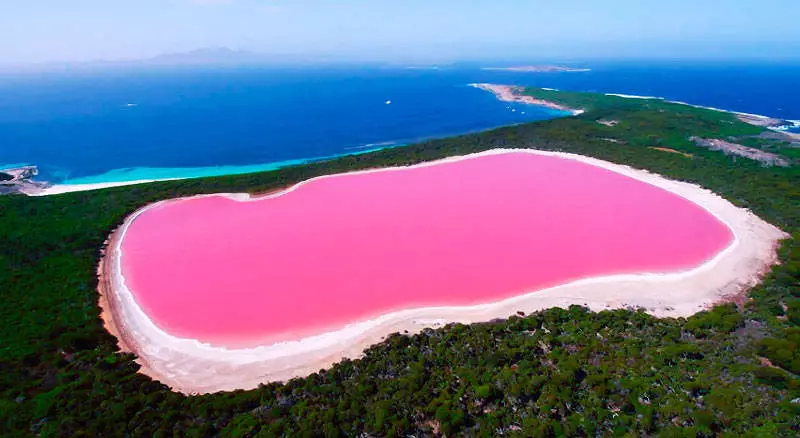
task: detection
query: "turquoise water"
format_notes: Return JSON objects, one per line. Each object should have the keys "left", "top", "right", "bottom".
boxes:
{"left": 61, "top": 145, "right": 394, "bottom": 184}
{"left": 0, "top": 163, "right": 32, "bottom": 171}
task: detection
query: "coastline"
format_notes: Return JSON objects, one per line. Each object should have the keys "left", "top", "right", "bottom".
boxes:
{"left": 27, "top": 146, "right": 396, "bottom": 196}
{"left": 470, "top": 83, "right": 584, "bottom": 115}
{"left": 20, "top": 87, "right": 796, "bottom": 197}
{"left": 100, "top": 148, "right": 788, "bottom": 394}
{"left": 480, "top": 85, "right": 799, "bottom": 136}
{"left": 605, "top": 92, "right": 800, "bottom": 135}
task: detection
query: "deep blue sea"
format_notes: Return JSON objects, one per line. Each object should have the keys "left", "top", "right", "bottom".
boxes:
{"left": 1, "top": 61, "right": 798, "bottom": 184}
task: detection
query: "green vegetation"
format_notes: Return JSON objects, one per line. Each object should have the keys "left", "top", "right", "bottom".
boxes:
{"left": 523, "top": 87, "right": 798, "bottom": 162}
{"left": 1, "top": 88, "right": 798, "bottom": 436}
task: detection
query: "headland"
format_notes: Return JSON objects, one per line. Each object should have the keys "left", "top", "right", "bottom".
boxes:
{"left": 469, "top": 83, "right": 584, "bottom": 115}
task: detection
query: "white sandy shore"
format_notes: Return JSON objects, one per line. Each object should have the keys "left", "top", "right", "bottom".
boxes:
{"left": 31, "top": 179, "right": 181, "bottom": 196}
{"left": 100, "top": 148, "right": 787, "bottom": 394}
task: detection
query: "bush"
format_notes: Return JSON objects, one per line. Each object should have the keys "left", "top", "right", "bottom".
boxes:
{"left": 758, "top": 328, "right": 800, "bottom": 374}
{"left": 685, "top": 304, "right": 745, "bottom": 338}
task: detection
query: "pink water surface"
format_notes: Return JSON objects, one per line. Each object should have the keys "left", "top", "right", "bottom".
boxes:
{"left": 121, "top": 152, "right": 733, "bottom": 347}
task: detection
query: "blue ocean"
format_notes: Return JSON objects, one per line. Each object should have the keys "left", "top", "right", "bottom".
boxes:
{"left": 1, "top": 61, "right": 799, "bottom": 184}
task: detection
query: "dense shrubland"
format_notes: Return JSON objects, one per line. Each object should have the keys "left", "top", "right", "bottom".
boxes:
{"left": 1, "top": 89, "right": 798, "bottom": 436}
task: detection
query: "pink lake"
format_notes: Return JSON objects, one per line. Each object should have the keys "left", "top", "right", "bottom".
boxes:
{"left": 120, "top": 152, "right": 733, "bottom": 347}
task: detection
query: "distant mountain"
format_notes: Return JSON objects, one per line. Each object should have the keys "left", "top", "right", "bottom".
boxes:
{"left": 0, "top": 48, "right": 317, "bottom": 73}
{"left": 144, "top": 47, "right": 267, "bottom": 65}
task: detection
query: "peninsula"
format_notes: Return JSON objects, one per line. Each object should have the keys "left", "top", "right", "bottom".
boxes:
{"left": 469, "top": 83, "right": 583, "bottom": 114}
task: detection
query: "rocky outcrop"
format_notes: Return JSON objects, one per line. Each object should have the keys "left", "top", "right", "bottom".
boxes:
{"left": 0, "top": 166, "right": 51, "bottom": 195}
{"left": 690, "top": 137, "right": 790, "bottom": 167}
{"left": 736, "top": 113, "right": 796, "bottom": 130}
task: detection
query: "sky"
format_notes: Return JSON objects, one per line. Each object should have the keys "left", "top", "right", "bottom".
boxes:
{"left": 2, "top": 0, "right": 800, "bottom": 65}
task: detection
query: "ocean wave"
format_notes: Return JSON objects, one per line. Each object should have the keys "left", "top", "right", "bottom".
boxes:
{"left": 769, "top": 120, "right": 800, "bottom": 131}
{"left": 345, "top": 141, "right": 397, "bottom": 150}
{"left": 605, "top": 93, "right": 663, "bottom": 100}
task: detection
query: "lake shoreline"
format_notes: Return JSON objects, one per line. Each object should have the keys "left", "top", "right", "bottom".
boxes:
{"left": 99, "top": 148, "right": 788, "bottom": 394}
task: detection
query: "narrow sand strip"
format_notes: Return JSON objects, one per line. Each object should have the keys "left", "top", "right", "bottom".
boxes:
{"left": 649, "top": 147, "right": 693, "bottom": 158}
{"left": 100, "top": 148, "right": 788, "bottom": 394}
{"left": 32, "top": 179, "right": 181, "bottom": 196}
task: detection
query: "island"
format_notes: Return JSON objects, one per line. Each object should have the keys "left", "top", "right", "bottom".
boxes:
{"left": 3, "top": 87, "right": 798, "bottom": 437}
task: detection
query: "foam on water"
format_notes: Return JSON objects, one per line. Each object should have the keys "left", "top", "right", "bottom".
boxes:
{"left": 606, "top": 93, "right": 662, "bottom": 100}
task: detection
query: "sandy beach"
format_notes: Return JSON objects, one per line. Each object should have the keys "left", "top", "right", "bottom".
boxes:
{"left": 31, "top": 179, "right": 180, "bottom": 196}
{"left": 99, "top": 148, "right": 788, "bottom": 394}
{"left": 469, "top": 83, "right": 583, "bottom": 115}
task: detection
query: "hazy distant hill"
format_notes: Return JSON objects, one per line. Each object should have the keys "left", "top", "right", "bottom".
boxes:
{"left": 143, "top": 47, "right": 267, "bottom": 65}
{"left": 0, "top": 48, "right": 336, "bottom": 73}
